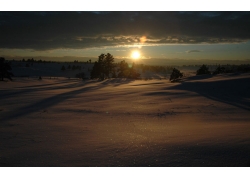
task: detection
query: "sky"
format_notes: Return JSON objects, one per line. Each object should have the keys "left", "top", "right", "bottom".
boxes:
{"left": 1, "top": 10, "right": 250, "bottom": 64}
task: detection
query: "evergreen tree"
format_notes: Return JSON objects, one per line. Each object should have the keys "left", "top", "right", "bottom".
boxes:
{"left": 117, "top": 60, "right": 140, "bottom": 79}
{"left": 61, "top": 65, "right": 66, "bottom": 71}
{"left": 91, "top": 61, "right": 102, "bottom": 79}
{"left": 196, "top": 64, "right": 210, "bottom": 75}
{"left": 117, "top": 60, "right": 129, "bottom": 78}
{"left": 103, "top": 53, "right": 115, "bottom": 78}
{"left": 0, "top": 57, "right": 13, "bottom": 81}
{"left": 213, "top": 65, "right": 225, "bottom": 75}
{"left": 75, "top": 72, "right": 85, "bottom": 79}
{"left": 128, "top": 62, "right": 140, "bottom": 79}
{"left": 170, "top": 68, "right": 183, "bottom": 82}
{"left": 90, "top": 53, "right": 115, "bottom": 80}
{"left": 111, "top": 69, "right": 117, "bottom": 78}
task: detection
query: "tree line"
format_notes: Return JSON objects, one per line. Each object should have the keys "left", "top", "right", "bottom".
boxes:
{"left": 90, "top": 53, "right": 140, "bottom": 80}
{"left": 61, "top": 64, "right": 82, "bottom": 71}
{"left": 169, "top": 64, "right": 250, "bottom": 82}
{"left": 3, "top": 54, "right": 249, "bottom": 82}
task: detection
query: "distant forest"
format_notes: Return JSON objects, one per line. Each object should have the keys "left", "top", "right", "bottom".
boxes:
{"left": 8, "top": 58, "right": 92, "bottom": 64}
{"left": 2, "top": 55, "right": 250, "bottom": 81}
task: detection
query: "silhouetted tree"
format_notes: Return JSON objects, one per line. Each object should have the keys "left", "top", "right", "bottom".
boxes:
{"left": 103, "top": 53, "right": 115, "bottom": 78}
{"left": 117, "top": 60, "right": 140, "bottom": 79}
{"left": 111, "top": 70, "right": 117, "bottom": 78}
{"left": 128, "top": 62, "right": 140, "bottom": 79}
{"left": 213, "top": 65, "right": 225, "bottom": 75}
{"left": 196, "top": 64, "right": 210, "bottom": 75}
{"left": 170, "top": 68, "right": 183, "bottom": 82}
{"left": 91, "top": 61, "right": 102, "bottom": 79}
{"left": 90, "top": 53, "right": 115, "bottom": 80}
{"left": 75, "top": 72, "right": 85, "bottom": 79}
{"left": 117, "top": 60, "right": 129, "bottom": 78}
{"left": 61, "top": 65, "right": 66, "bottom": 71}
{"left": 0, "top": 57, "right": 13, "bottom": 81}
{"left": 237, "top": 64, "right": 250, "bottom": 73}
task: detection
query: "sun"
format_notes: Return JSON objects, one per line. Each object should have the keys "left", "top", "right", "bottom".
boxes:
{"left": 131, "top": 51, "right": 141, "bottom": 60}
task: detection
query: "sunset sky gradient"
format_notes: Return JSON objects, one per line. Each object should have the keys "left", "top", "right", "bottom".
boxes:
{"left": 1, "top": 10, "right": 250, "bottom": 62}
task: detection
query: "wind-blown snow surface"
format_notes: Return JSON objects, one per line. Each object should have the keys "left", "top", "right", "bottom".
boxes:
{"left": 0, "top": 74, "right": 250, "bottom": 167}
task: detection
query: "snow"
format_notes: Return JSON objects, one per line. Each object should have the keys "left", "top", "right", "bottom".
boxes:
{"left": 0, "top": 65, "right": 250, "bottom": 166}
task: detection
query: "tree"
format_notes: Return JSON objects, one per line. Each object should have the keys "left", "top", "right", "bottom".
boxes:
{"left": 117, "top": 60, "right": 140, "bottom": 79}
{"left": 127, "top": 62, "right": 140, "bottom": 79}
{"left": 196, "top": 64, "right": 210, "bottom": 75}
{"left": 103, "top": 53, "right": 115, "bottom": 78}
{"left": 61, "top": 65, "right": 66, "bottom": 71}
{"left": 117, "top": 60, "right": 129, "bottom": 78}
{"left": 0, "top": 57, "right": 13, "bottom": 81}
{"left": 169, "top": 68, "right": 183, "bottom": 82}
{"left": 213, "top": 65, "right": 225, "bottom": 75}
{"left": 111, "top": 69, "right": 117, "bottom": 78}
{"left": 75, "top": 72, "right": 85, "bottom": 79}
{"left": 91, "top": 61, "right": 102, "bottom": 79}
{"left": 90, "top": 53, "right": 115, "bottom": 80}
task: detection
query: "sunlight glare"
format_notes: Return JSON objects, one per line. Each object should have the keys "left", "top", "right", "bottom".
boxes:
{"left": 131, "top": 51, "right": 141, "bottom": 60}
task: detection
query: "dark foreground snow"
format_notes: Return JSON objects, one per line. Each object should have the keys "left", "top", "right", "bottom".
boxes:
{"left": 0, "top": 74, "right": 250, "bottom": 166}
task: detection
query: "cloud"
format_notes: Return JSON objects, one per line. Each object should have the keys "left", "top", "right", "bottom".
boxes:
{"left": 186, "top": 50, "right": 202, "bottom": 53}
{"left": 0, "top": 11, "right": 250, "bottom": 50}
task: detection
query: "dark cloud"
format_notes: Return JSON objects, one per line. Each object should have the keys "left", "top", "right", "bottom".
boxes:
{"left": 0, "top": 11, "right": 250, "bottom": 50}
{"left": 186, "top": 50, "right": 202, "bottom": 53}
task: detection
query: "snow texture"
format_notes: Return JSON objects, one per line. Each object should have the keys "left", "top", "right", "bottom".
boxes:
{"left": 1, "top": 65, "right": 250, "bottom": 166}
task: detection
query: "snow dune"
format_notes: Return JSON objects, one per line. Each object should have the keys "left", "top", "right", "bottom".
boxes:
{"left": 0, "top": 73, "right": 250, "bottom": 166}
